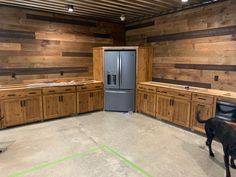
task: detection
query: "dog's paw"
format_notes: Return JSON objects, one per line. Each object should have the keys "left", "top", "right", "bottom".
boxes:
{"left": 231, "top": 164, "right": 236, "bottom": 169}
{"left": 206, "top": 141, "right": 209, "bottom": 146}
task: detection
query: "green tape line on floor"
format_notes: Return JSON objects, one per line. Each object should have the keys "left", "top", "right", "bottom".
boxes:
{"left": 8, "top": 146, "right": 102, "bottom": 177}
{"left": 102, "top": 145, "right": 153, "bottom": 177}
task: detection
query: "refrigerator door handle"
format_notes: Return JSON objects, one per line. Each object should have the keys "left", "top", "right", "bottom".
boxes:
{"left": 117, "top": 55, "right": 120, "bottom": 87}
{"left": 105, "top": 90, "right": 132, "bottom": 94}
{"left": 120, "top": 55, "right": 122, "bottom": 86}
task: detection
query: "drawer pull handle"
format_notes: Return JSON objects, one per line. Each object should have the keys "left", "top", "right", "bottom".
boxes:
{"left": 29, "top": 92, "right": 37, "bottom": 94}
{"left": 161, "top": 91, "right": 167, "bottom": 93}
{"left": 48, "top": 90, "right": 55, "bottom": 93}
{"left": 65, "top": 89, "right": 72, "bottom": 91}
{"left": 8, "top": 94, "right": 16, "bottom": 96}
{"left": 148, "top": 89, "right": 154, "bottom": 91}
{"left": 198, "top": 98, "right": 206, "bottom": 101}
{"left": 95, "top": 86, "right": 101, "bottom": 88}
{"left": 178, "top": 94, "right": 185, "bottom": 96}
{"left": 82, "top": 87, "right": 87, "bottom": 89}
{"left": 139, "top": 87, "right": 145, "bottom": 89}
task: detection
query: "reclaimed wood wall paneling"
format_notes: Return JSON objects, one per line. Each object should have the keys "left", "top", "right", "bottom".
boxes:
{"left": 126, "top": 0, "right": 236, "bottom": 92}
{"left": 0, "top": 6, "right": 125, "bottom": 84}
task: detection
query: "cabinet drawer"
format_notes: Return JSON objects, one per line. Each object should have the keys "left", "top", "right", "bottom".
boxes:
{"left": 43, "top": 86, "right": 76, "bottom": 95}
{"left": 172, "top": 90, "right": 191, "bottom": 100}
{"left": 23, "top": 89, "right": 42, "bottom": 97}
{"left": 156, "top": 87, "right": 173, "bottom": 95}
{"left": 77, "top": 83, "right": 103, "bottom": 91}
{"left": 137, "top": 85, "right": 156, "bottom": 93}
{"left": 192, "top": 93, "right": 214, "bottom": 104}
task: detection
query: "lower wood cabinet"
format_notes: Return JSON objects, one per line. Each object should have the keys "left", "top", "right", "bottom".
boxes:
{"left": 156, "top": 95, "right": 191, "bottom": 127}
{"left": 77, "top": 90, "right": 103, "bottom": 113}
{"left": 137, "top": 91, "right": 156, "bottom": 117}
{"left": 172, "top": 98, "right": 191, "bottom": 127}
{"left": 156, "top": 95, "right": 173, "bottom": 121}
{"left": 190, "top": 101, "right": 214, "bottom": 133}
{"left": 0, "top": 96, "right": 43, "bottom": 128}
{"left": 43, "top": 93, "right": 76, "bottom": 120}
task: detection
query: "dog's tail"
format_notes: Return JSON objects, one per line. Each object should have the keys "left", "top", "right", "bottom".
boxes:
{"left": 195, "top": 111, "right": 208, "bottom": 124}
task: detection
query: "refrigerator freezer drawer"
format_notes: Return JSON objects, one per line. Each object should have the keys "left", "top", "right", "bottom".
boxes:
{"left": 105, "top": 90, "right": 135, "bottom": 112}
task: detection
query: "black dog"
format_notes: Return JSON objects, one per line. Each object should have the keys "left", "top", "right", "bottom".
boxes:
{"left": 196, "top": 111, "right": 236, "bottom": 177}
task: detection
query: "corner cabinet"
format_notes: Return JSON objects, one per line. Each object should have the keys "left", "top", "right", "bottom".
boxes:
{"left": 77, "top": 83, "right": 104, "bottom": 114}
{"left": 42, "top": 86, "right": 77, "bottom": 120}
{"left": 0, "top": 89, "right": 43, "bottom": 128}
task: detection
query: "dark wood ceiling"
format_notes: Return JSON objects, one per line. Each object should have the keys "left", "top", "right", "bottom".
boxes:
{"left": 0, "top": 0, "right": 224, "bottom": 23}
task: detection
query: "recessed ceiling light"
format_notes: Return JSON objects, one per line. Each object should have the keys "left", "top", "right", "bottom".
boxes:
{"left": 120, "top": 14, "right": 125, "bottom": 21}
{"left": 68, "top": 5, "right": 74, "bottom": 13}
{"left": 181, "top": 0, "right": 188, "bottom": 2}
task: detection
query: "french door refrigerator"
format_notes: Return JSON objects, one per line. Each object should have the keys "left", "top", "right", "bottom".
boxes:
{"left": 104, "top": 50, "right": 136, "bottom": 112}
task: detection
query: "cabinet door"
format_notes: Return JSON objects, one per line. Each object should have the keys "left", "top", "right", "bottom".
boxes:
{"left": 24, "top": 96, "right": 43, "bottom": 123}
{"left": 136, "top": 91, "right": 145, "bottom": 113}
{"left": 146, "top": 93, "right": 156, "bottom": 117}
{"left": 60, "top": 93, "right": 76, "bottom": 117}
{"left": 77, "top": 92, "right": 90, "bottom": 113}
{"left": 190, "top": 101, "right": 213, "bottom": 133}
{"left": 1, "top": 99, "right": 24, "bottom": 127}
{"left": 43, "top": 94, "right": 60, "bottom": 120}
{"left": 172, "top": 98, "right": 191, "bottom": 128}
{"left": 156, "top": 95, "right": 173, "bottom": 121}
{"left": 90, "top": 90, "right": 104, "bottom": 111}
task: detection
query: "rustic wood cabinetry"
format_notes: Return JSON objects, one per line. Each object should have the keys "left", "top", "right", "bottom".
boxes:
{"left": 93, "top": 47, "right": 153, "bottom": 83}
{"left": 137, "top": 85, "right": 156, "bottom": 117}
{"left": 156, "top": 87, "right": 191, "bottom": 128}
{"left": 190, "top": 93, "right": 215, "bottom": 133}
{"left": 0, "top": 89, "right": 43, "bottom": 128}
{"left": 43, "top": 86, "right": 76, "bottom": 120}
{"left": 77, "top": 83, "right": 104, "bottom": 114}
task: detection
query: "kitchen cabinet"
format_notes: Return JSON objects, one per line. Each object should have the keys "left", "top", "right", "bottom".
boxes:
{"left": 1, "top": 99, "right": 24, "bottom": 127}
{"left": 77, "top": 86, "right": 104, "bottom": 114}
{"left": 93, "top": 47, "right": 153, "bottom": 83}
{"left": 0, "top": 89, "right": 43, "bottom": 128}
{"left": 43, "top": 86, "right": 77, "bottom": 120}
{"left": 24, "top": 96, "right": 43, "bottom": 123}
{"left": 156, "top": 87, "right": 192, "bottom": 128}
{"left": 1, "top": 96, "right": 42, "bottom": 128}
{"left": 172, "top": 98, "right": 191, "bottom": 127}
{"left": 137, "top": 85, "right": 156, "bottom": 117}
{"left": 190, "top": 93, "right": 215, "bottom": 133}
{"left": 156, "top": 95, "right": 173, "bottom": 122}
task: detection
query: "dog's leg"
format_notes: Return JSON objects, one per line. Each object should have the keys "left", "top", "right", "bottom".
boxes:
{"left": 205, "top": 126, "right": 214, "bottom": 157}
{"left": 230, "top": 157, "right": 236, "bottom": 169}
{"left": 224, "top": 151, "right": 231, "bottom": 177}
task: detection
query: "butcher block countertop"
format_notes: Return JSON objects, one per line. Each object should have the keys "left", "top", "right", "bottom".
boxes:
{"left": 0, "top": 80, "right": 102, "bottom": 92}
{"left": 139, "top": 81, "right": 236, "bottom": 102}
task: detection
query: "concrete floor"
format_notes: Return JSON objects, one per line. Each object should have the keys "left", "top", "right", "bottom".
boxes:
{"left": 0, "top": 111, "right": 235, "bottom": 177}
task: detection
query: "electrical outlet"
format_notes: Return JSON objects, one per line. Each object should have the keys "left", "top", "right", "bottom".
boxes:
{"left": 214, "top": 75, "right": 219, "bottom": 81}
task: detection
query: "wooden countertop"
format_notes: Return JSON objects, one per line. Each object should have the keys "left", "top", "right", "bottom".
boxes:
{"left": 0, "top": 80, "right": 102, "bottom": 92}
{"left": 139, "top": 81, "right": 236, "bottom": 101}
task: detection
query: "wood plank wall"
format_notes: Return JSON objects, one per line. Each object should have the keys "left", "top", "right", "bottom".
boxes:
{"left": 0, "top": 6, "right": 125, "bottom": 84}
{"left": 126, "top": 0, "right": 236, "bottom": 92}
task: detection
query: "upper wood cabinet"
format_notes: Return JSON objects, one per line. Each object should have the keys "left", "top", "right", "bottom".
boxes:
{"left": 93, "top": 47, "right": 153, "bottom": 82}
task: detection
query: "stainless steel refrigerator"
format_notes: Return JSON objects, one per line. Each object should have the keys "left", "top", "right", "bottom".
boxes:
{"left": 104, "top": 50, "right": 136, "bottom": 112}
